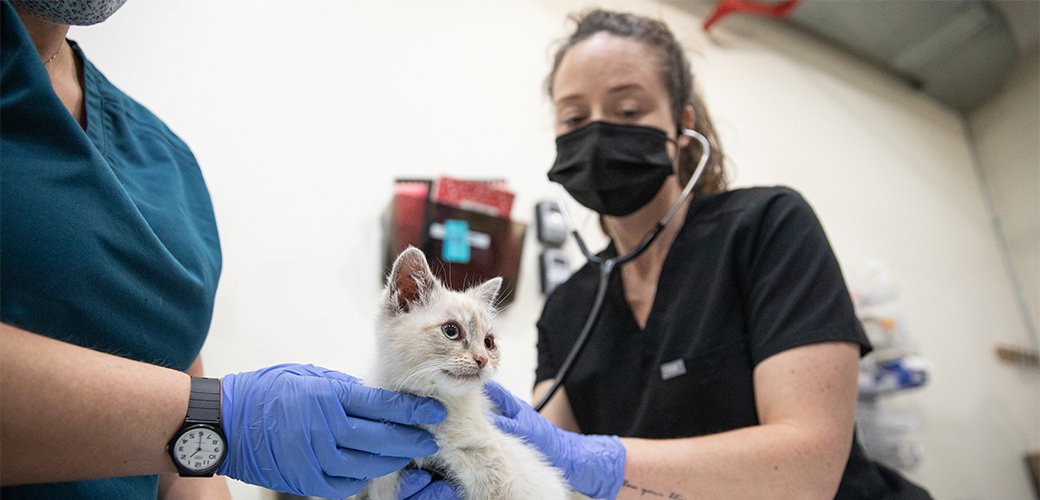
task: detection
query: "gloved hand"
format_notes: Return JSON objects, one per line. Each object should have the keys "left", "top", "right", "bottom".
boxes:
{"left": 483, "top": 381, "right": 626, "bottom": 500}
{"left": 397, "top": 469, "right": 459, "bottom": 500}
{"left": 218, "top": 363, "right": 446, "bottom": 499}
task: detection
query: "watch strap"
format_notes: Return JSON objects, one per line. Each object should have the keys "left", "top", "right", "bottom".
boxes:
{"left": 169, "top": 376, "right": 226, "bottom": 477}
{"left": 186, "top": 376, "right": 221, "bottom": 425}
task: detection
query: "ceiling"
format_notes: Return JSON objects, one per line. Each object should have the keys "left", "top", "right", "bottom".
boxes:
{"left": 669, "top": 0, "right": 1039, "bottom": 112}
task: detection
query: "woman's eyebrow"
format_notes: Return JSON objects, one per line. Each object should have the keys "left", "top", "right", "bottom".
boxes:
{"left": 605, "top": 83, "right": 644, "bottom": 95}
{"left": 555, "top": 94, "right": 586, "bottom": 107}
{"left": 556, "top": 83, "right": 646, "bottom": 106}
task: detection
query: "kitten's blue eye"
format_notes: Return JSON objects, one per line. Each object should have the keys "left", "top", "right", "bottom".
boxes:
{"left": 441, "top": 322, "right": 461, "bottom": 340}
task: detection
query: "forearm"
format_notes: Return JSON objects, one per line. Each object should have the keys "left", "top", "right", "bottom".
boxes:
{"left": 158, "top": 474, "right": 232, "bottom": 500}
{"left": 532, "top": 381, "right": 845, "bottom": 499}
{"left": 617, "top": 421, "right": 851, "bottom": 500}
{"left": 0, "top": 323, "right": 190, "bottom": 485}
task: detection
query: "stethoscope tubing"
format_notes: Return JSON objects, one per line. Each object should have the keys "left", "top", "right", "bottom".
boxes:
{"left": 533, "top": 129, "right": 710, "bottom": 413}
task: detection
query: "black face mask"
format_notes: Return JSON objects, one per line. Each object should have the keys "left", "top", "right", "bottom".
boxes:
{"left": 548, "top": 121, "right": 675, "bottom": 217}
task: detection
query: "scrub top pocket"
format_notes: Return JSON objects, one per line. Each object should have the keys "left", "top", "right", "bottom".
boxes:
{"left": 633, "top": 350, "right": 759, "bottom": 439}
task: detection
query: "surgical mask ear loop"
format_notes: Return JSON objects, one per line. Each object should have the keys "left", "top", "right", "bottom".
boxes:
{"left": 534, "top": 129, "right": 710, "bottom": 413}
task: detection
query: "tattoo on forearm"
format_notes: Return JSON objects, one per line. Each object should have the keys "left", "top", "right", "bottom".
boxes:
{"left": 622, "top": 480, "right": 686, "bottom": 499}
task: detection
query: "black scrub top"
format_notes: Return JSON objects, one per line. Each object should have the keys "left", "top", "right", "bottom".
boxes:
{"left": 536, "top": 186, "right": 931, "bottom": 499}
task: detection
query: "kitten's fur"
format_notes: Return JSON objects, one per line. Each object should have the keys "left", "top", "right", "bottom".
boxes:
{"left": 353, "top": 247, "right": 569, "bottom": 500}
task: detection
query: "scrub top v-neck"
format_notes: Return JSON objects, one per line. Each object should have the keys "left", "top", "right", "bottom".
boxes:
{"left": 611, "top": 228, "right": 688, "bottom": 335}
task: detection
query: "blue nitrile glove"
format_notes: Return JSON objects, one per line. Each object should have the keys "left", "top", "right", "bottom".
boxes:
{"left": 397, "top": 469, "right": 459, "bottom": 500}
{"left": 483, "top": 381, "right": 626, "bottom": 500}
{"left": 218, "top": 363, "right": 446, "bottom": 499}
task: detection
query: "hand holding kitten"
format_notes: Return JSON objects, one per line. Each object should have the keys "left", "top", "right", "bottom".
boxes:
{"left": 219, "top": 363, "right": 447, "bottom": 498}
{"left": 484, "top": 381, "right": 627, "bottom": 499}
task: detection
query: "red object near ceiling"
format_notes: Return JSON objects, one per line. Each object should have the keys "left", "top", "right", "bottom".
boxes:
{"left": 703, "top": 0, "right": 804, "bottom": 31}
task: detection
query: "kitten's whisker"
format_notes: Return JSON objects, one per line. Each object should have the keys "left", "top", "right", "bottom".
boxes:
{"left": 394, "top": 362, "right": 446, "bottom": 394}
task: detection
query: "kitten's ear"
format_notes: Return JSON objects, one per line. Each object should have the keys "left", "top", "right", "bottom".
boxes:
{"left": 387, "top": 246, "right": 437, "bottom": 313}
{"left": 470, "top": 277, "right": 503, "bottom": 309}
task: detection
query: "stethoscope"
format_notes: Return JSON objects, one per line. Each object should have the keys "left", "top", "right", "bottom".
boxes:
{"left": 533, "top": 128, "right": 711, "bottom": 413}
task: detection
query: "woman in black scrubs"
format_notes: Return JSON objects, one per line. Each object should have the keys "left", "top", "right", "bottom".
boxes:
{"left": 486, "top": 9, "right": 932, "bottom": 500}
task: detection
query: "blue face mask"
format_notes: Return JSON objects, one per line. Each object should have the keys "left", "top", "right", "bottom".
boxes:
{"left": 548, "top": 121, "right": 675, "bottom": 217}
{"left": 10, "top": 0, "right": 128, "bottom": 25}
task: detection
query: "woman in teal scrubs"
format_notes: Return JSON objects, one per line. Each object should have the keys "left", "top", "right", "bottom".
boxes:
{"left": 0, "top": 2, "right": 454, "bottom": 499}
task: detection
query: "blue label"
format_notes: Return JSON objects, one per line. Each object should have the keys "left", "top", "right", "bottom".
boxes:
{"left": 442, "top": 219, "right": 471, "bottom": 263}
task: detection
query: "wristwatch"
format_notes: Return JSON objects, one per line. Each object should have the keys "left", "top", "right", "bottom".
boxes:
{"left": 167, "top": 377, "right": 228, "bottom": 477}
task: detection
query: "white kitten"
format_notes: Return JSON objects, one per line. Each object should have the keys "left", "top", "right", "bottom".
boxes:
{"left": 353, "top": 247, "right": 570, "bottom": 500}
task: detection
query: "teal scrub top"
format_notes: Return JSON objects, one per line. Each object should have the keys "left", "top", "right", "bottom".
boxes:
{"left": 0, "top": 1, "right": 222, "bottom": 497}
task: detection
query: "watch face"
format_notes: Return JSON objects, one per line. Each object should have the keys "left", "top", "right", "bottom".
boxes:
{"left": 172, "top": 425, "right": 227, "bottom": 473}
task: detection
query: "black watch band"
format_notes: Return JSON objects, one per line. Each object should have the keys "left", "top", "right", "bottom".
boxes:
{"left": 168, "top": 376, "right": 227, "bottom": 477}
{"left": 186, "top": 377, "right": 222, "bottom": 425}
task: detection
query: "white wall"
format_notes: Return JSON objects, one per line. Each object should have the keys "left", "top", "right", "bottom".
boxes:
{"left": 969, "top": 48, "right": 1040, "bottom": 343}
{"left": 69, "top": 1, "right": 1038, "bottom": 499}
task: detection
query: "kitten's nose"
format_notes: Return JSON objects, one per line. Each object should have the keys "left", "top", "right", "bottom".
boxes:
{"left": 474, "top": 355, "right": 488, "bottom": 369}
